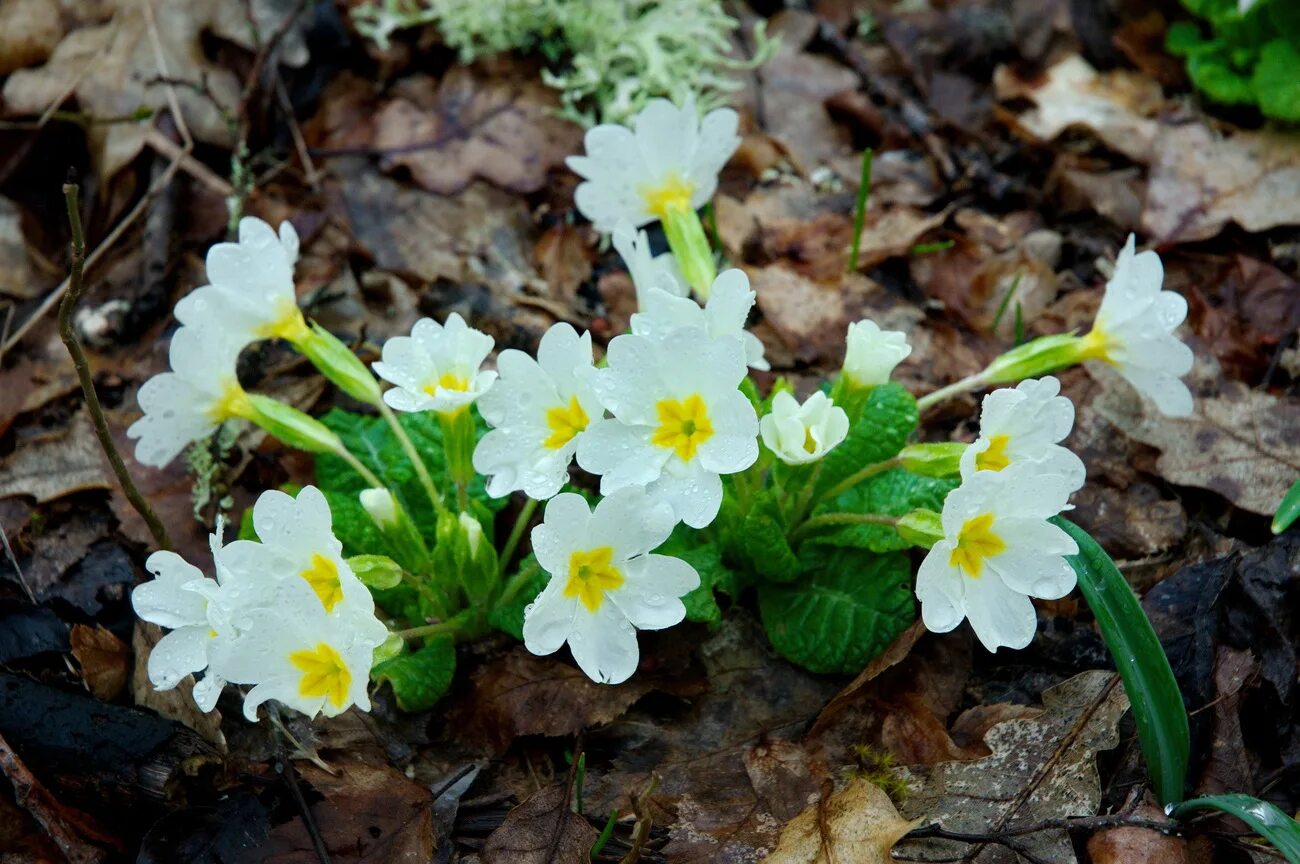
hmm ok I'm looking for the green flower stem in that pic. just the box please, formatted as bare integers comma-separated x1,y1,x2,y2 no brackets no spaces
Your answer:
438,409,476,511
1169,795,1300,862
499,497,538,576
378,403,448,517
401,570,449,621
661,201,717,298
789,511,899,545
915,372,989,412
816,456,902,505
499,559,542,607
394,607,479,642
334,445,384,489
788,460,826,527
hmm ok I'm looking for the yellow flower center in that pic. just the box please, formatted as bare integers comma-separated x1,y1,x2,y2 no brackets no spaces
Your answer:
564,546,624,613
640,172,696,219
543,395,590,450
802,425,819,454
301,552,344,613
975,434,1012,472
209,380,254,422
289,642,351,709
651,393,714,462
948,513,1007,579
423,372,470,396
257,299,311,344
1078,326,1115,363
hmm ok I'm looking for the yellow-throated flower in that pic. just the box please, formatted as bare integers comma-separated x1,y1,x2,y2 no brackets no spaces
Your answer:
522,489,699,684
373,313,497,415
916,464,1079,652
612,219,688,308
631,268,769,371
759,390,850,466
473,323,604,500
959,376,1085,489
577,327,759,528
842,318,912,389
1078,234,1193,417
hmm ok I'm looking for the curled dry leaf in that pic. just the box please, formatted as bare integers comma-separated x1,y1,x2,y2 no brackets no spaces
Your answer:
0,410,111,504
480,783,596,864
70,624,129,702
1085,801,1188,864
897,670,1130,864
766,777,919,864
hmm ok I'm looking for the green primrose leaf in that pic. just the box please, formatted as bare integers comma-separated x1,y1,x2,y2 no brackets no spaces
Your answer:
1165,20,1213,57
815,383,918,498
1273,477,1300,534
758,547,913,675
1055,517,1189,807
1187,53,1258,105
1253,39,1300,121
740,490,800,583
488,555,547,641
321,489,392,559
809,469,957,554
371,637,456,712
1170,795,1300,862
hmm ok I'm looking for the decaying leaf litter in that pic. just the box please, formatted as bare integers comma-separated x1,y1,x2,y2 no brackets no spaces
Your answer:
0,0,1298,862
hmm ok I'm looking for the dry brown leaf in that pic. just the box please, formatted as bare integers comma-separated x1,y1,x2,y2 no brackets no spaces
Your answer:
452,647,653,751
1144,121,1300,243
70,624,129,702
130,623,226,748
766,777,919,864
995,55,1164,164
1086,801,1187,864
1092,368,1300,516
0,0,63,75
0,197,45,302
372,61,582,196
480,783,596,864
0,344,80,435
898,670,1130,864
0,409,111,504
851,207,949,271
750,265,850,365
534,222,594,308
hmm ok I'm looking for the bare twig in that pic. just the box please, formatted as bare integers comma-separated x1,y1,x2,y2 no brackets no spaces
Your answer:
0,521,35,603
618,774,659,864
271,704,333,864
58,182,172,551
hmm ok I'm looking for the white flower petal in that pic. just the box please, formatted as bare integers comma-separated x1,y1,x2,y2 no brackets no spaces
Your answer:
916,543,965,634
567,601,640,685
532,493,591,574
147,625,211,690
613,554,698,630
648,461,723,529
522,577,579,656
963,570,1040,652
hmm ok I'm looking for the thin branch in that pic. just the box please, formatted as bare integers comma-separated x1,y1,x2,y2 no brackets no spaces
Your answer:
57,182,172,551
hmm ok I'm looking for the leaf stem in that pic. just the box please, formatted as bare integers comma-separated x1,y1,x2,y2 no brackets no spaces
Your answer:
394,618,461,641
915,372,988,412
499,497,538,576
58,182,172,550
846,147,874,273
379,403,447,517
816,456,901,505
332,445,383,489
499,559,542,607
789,511,899,545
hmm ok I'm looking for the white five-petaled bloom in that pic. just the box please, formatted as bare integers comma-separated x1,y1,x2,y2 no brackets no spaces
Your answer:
959,376,1085,489
916,465,1080,652
759,390,849,466
473,323,603,500
1078,235,1193,417
127,322,251,467
631,269,769,371
612,220,688,308
522,488,700,684
842,319,912,388
173,216,307,347
577,327,759,528
567,97,740,233
373,313,497,415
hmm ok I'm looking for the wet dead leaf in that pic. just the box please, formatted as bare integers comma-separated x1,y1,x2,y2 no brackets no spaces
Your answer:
452,647,653,752
131,623,226,748
1086,801,1188,864
1092,368,1300,516
0,409,111,504
750,264,850,365
480,783,596,864
767,777,919,864
1144,122,1300,243
534,222,594,308
0,0,63,75
0,196,45,301
898,670,1129,864
372,60,582,196
70,624,129,702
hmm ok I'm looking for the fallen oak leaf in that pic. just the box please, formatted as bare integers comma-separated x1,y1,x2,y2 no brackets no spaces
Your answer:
481,783,597,864
766,777,920,864
896,670,1130,864
0,409,111,504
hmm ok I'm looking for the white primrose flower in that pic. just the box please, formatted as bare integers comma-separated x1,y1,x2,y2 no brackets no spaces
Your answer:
127,322,251,468
612,219,688,307
522,488,700,684
759,390,849,466
567,97,740,233
473,323,604,500
373,313,497,415
959,376,1085,488
916,464,1080,652
842,319,912,388
577,327,759,528
631,268,769,371
209,574,388,720
1079,234,1193,417
173,216,307,346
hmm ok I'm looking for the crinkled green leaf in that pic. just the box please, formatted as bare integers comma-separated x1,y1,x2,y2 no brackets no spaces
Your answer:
740,490,799,583
757,546,913,675
488,555,546,641
815,383,918,498
1254,39,1300,121
321,489,392,559
1188,53,1257,104
656,526,733,625
371,637,456,712
809,469,957,553
1166,20,1215,56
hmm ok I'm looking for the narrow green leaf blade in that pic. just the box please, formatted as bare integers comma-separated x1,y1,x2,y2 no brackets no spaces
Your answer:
1170,795,1300,863
1273,477,1300,534
1055,517,1189,806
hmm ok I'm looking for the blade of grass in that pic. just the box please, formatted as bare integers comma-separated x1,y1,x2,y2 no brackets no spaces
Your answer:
910,239,955,255
1054,517,1189,807
846,148,874,273
590,808,618,859
1170,794,1300,862
1273,477,1300,534
990,273,1023,331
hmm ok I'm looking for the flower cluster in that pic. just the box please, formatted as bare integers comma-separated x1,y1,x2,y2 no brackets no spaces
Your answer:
132,486,389,719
